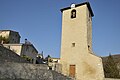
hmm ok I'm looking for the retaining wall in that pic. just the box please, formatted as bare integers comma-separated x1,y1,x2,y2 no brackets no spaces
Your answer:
0,62,72,80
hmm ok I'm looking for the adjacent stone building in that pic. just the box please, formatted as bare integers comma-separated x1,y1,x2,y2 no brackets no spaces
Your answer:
48,58,61,72
3,43,38,61
0,30,38,63
0,30,21,44
60,2,104,80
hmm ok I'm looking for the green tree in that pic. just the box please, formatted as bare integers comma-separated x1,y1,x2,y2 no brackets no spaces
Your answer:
0,36,9,44
21,55,32,62
0,36,2,43
104,54,120,78
44,55,51,63
3,37,9,43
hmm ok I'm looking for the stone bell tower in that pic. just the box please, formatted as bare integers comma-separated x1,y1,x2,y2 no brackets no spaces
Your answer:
60,2,104,80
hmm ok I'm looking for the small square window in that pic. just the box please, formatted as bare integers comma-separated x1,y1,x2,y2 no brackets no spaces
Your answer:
72,43,75,47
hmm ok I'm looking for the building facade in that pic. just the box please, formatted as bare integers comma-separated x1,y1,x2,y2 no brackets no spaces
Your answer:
48,58,61,72
36,53,44,64
0,30,21,44
3,43,38,61
60,2,104,80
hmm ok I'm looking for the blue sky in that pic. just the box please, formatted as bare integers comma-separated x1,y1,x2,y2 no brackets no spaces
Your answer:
0,0,120,58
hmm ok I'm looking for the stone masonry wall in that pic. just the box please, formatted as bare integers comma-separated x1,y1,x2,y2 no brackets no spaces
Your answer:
0,62,51,80
0,62,73,80
0,45,73,80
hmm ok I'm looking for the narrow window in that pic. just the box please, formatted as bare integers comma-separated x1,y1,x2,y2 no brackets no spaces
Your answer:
88,45,90,49
72,43,75,47
71,9,76,18
88,45,91,52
